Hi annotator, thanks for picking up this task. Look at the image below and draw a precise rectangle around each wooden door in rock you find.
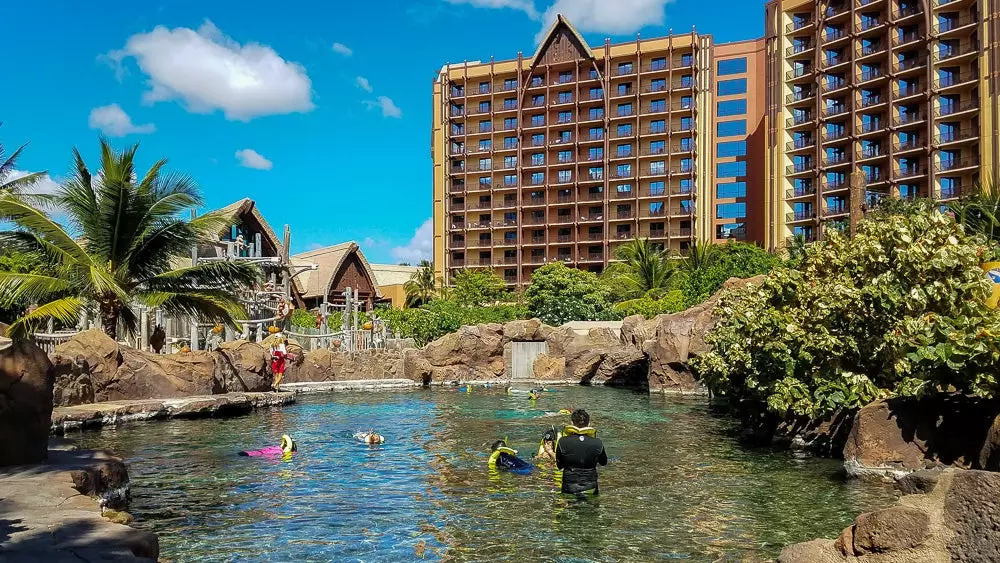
[510,341,548,382]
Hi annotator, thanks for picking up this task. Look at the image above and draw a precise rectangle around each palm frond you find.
[144,261,260,290]
[3,297,84,340]
[0,272,72,307]
[0,195,90,264]
[137,289,248,326]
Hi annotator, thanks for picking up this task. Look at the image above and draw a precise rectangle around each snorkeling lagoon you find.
[68,387,897,562]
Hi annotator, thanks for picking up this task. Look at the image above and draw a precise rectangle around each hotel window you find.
[558,169,572,182]
[617,103,633,117]
[717,57,748,76]
[503,78,517,90]
[717,140,747,158]
[504,231,517,242]
[479,120,492,132]
[617,163,632,177]
[716,202,746,219]
[617,143,633,157]
[680,96,692,109]
[451,103,464,115]
[531,134,544,146]
[680,137,692,151]
[589,127,604,140]
[649,202,665,215]
[589,87,603,100]
[558,150,573,163]
[680,74,693,87]
[480,176,492,186]
[503,136,517,149]
[717,120,747,137]
[618,82,632,96]
[681,53,693,66]
[531,75,543,87]
[504,174,517,186]
[680,178,693,193]
[617,123,633,137]
[451,84,464,96]
[717,78,748,96]
[717,99,747,117]
[478,101,490,113]
[649,181,665,195]
[451,124,464,135]
[558,110,573,123]
[503,98,517,110]
[503,155,517,168]
[617,62,633,75]
[589,167,604,180]
[680,158,692,172]
[478,81,490,94]
[478,139,491,151]
[616,224,632,236]
[555,91,572,104]
[557,130,572,143]
[651,99,666,112]
[650,119,666,133]
[617,184,633,195]
[650,140,665,154]
[650,78,666,92]
[478,158,491,170]
[717,161,747,178]
[716,181,747,198]
[651,57,666,71]
[531,153,544,166]
[589,69,599,79]
[531,94,545,107]
[530,114,545,127]
[503,117,517,130]
[679,199,692,213]
[941,177,959,198]
[680,117,692,131]
[650,161,665,175]
[588,147,604,160]
[558,71,573,83]
[530,172,544,185]
[589,107,604,120]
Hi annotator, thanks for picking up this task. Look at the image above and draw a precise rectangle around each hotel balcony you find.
[936,157,980,174]
[934,128,980,147]
[893,137,924,154]
[787,162,815,177]
[786,67,815,83]
[934,40,980,64]
[935,72,979,92]
[786,42,815,58]
[892,30,924,48]
[786,17,815,33]
[934,14,979,38]
[893,165,926,181]
[786,113,815,130]
[785,187,816,200]
[786,209,816,223]
[786,89,816,106]
[823,204,848,218]
[935,100,979,119]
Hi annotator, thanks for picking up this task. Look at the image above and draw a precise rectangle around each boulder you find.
[943,470,1000,562]
[532,353,566,380]
[851,506,930,554]
[213,340,271,392]
[897,469,942,496]
[0,338,55,465]
[501,318,542,342]
[51,329,123,406]
[282,348,405,383]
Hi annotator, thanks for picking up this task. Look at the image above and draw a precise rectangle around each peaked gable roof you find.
[212,198,283,256]
[528,14,596,68]
[291,241,383,300]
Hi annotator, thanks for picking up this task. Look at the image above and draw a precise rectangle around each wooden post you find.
[79,306,88,332]
[282,225,291,300]
[139,308,149,352]
[190,209,200,351]
[254,233,262,258]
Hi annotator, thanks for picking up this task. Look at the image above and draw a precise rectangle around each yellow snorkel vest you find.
[280,434,295,454]
[488,445,518,469]
[561,425,597,438]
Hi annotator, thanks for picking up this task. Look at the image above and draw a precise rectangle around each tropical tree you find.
[524,263,614,326]
[675,240,781,306]
[949,176,1000,256]
[452,268,508,306]
[404,259,437,308]
[602,238,676,300]
[0,139,259,340]
[0,123,46,195]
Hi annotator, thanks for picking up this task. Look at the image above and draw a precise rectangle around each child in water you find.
[535,428,558,463]
[353,429,386,445]
[240,434,297,457]
[488,440,533,474]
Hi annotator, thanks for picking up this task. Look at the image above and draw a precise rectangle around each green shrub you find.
[524,263,615,326]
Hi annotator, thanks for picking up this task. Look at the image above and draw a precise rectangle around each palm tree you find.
[949,175,1000,244]
[404,259,437,307]
[681,239,718,272]
[0,139,259,340]
[0,123,46,195]
[603,238,676,299]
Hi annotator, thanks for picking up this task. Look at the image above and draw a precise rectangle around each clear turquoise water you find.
[69,387,896,562]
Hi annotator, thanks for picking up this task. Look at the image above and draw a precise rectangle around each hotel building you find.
[765,0,999,246]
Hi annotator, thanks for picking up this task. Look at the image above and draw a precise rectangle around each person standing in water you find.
[556,409,608,495]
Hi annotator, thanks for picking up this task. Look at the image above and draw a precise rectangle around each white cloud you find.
[8,170,62,195]
[355,76,373,93]
[87,104,156,137]
[536,0,673,42]
[445,0,538,18]
[332,42,353,56]
[108,20,314,121]
[364,96,402,118]
[391,218,433,263]
[234,149,273,170]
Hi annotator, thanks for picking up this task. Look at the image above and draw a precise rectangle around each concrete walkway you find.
[279,379,420,393]
[51,392,295,434]
[0,445,158,562]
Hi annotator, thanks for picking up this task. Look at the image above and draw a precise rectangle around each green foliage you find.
[0,249,51,324]
[525,263,614,326]
[376,299,527,346]
[602,238,676,301]
[452,268,509,306]
[692,200,1000,420]
[290,307,318,329]
[404,260,437,308]
[611,290,686,318]
[0,124,48,196]
[675,241,782,307]
[949,176,1000,260]
[0,139,258,340]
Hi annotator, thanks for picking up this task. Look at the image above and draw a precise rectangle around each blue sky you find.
[0,0,762,264]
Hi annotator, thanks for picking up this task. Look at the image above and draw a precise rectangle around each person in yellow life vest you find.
[488,440,534,475]
[534,427,560,463]
[556,409,608,495]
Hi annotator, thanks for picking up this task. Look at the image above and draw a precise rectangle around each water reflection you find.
[70,388,896,562]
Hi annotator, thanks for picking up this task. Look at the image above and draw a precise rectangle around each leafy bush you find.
[375,300,527,346]
[290,307,318,329]
[452,268,509,306]
[524,263,614,326]
[676,241,782,307]
[611,290,686,318]
[692,201,1000,420]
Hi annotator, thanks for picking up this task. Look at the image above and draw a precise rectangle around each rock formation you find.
[779,468,1000,563]
[282,348,405,383]
[0,336,55,465]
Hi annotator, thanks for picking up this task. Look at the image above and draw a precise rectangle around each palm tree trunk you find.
[100,300,120,340]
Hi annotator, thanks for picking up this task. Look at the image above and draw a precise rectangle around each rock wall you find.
[401,319,647,386]
[843,395,1000,478]
[282,349,405,383]
[50,330,273,407]
[621,275,766,393]
[0,336,55,466]
[779,468,1000,563]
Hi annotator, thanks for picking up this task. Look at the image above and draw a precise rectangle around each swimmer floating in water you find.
[488,439,534,475]
[239,434,297,457]
[353,429,386,445]
[534,427,560,462]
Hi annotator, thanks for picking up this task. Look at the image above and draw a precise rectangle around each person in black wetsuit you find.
[556,409,608,495]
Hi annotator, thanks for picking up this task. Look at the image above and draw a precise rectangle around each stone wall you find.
[0,336,54,465]
[779,469,1000,563]
[282,348,405,383]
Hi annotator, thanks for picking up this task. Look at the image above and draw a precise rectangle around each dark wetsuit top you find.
[555,434,608,494]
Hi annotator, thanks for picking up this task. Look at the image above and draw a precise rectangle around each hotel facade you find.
[432,2,999,286]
